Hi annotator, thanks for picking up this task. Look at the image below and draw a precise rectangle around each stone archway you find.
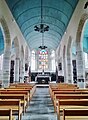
[76,13,88,88]
[67,36,73,83]
[0,16,11,87]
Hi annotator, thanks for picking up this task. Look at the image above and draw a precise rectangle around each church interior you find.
[0,0,88,120]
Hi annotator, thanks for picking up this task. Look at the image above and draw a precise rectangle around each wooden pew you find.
[54,94,88,112]
[51,91,78,101]
[0,99,22,120]
[50,89,76,101]
[0,109,15,120]
[5,86,36,100]
[10,83,35,87]
[0,91,29,107]
[52,90,88,102]
[49,83,78,90]
[57,99,88,120]
[0,88,32,101]
[0,94,26,113]
[49,83,78,97]
[63,109,88,120]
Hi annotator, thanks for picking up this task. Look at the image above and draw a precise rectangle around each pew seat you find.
[63,109,88,120]
[0,99,23,120]
[0,94,27,113]
[0,109,15,120]
[57,99,88,120]
[0,117,15,120]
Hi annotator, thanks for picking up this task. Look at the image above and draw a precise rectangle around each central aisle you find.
[22,86,57,120]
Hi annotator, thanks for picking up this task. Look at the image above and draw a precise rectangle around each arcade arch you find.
[0,17,11,87]
[76,13,88,88]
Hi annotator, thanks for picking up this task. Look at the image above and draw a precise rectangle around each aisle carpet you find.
[22,87,57,120]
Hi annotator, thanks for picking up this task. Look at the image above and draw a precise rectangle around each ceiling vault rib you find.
[25,29,62,37]
[11,0,21,12]
[27,35,59,42]
[28,38,58,47]
[23,22,64,35]
[15,6,69,21]
[65,0,74,9]
[27,35,60,45]
[25,35,59,42]
[20,15,66,29]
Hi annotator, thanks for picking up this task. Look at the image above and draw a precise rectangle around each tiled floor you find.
[22,86,57,120]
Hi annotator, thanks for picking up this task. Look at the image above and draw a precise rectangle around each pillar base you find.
[77,79,85,88]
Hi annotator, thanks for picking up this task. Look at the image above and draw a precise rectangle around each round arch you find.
[0,16,11,87]
[76,13,88,88]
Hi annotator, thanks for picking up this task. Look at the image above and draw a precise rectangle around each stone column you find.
[2,47,11,87]
[67,53,73,83]
[35,52,37,71]
[76,43,85,88]
[14,58,20,83]
[48,51,51,71]
[63,56,68,83]
[19,59,25,83]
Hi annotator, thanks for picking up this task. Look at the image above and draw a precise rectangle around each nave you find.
[22,86,57,120]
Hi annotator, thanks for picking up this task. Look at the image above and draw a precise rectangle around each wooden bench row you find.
[49,83,88,120]
[57,99,88,120]
[63,109,88,120]
[0,109,15,120]
[0,83,36,120]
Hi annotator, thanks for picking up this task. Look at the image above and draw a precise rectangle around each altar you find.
[35,74,51,84]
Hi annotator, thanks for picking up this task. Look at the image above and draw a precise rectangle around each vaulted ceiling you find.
[6,0,78,50]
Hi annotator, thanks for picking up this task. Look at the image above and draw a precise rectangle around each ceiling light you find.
[34,0,49,49]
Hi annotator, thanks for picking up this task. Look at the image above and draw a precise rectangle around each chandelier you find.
[34,0,49,49]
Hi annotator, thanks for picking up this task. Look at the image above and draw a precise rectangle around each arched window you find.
[38,49,48,70]
[31,50,35,71]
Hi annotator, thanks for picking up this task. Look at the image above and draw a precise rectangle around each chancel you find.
[1,0,88,120]
[35,70,51,84]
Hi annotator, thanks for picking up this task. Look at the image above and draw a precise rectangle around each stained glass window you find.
[38,49,48,70]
